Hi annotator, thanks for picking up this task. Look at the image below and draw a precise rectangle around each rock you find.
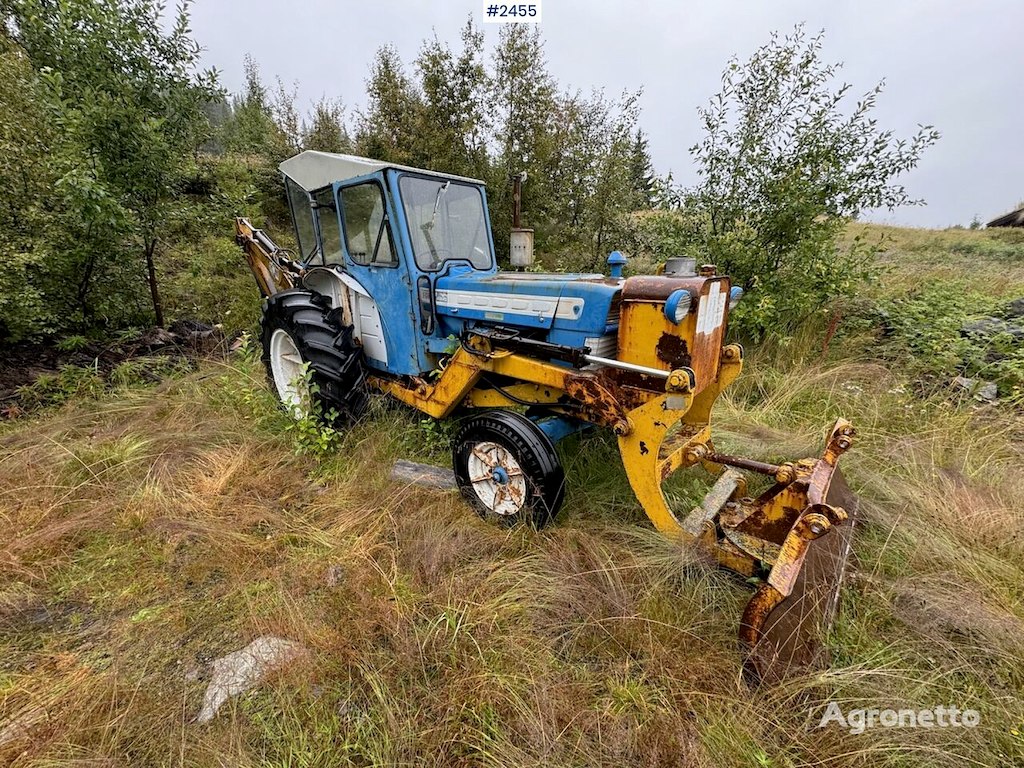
[952,375,977,392]
[976,381,999,402]
[951,376,998,402]
[1002,297,1024,319]
[0,707,43,747]
[0,718,28,747]
[194,636,307,724]
[325,564,346,587]
[960,316,1024,342]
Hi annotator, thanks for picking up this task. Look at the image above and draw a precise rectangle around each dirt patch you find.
[0,321,231,410]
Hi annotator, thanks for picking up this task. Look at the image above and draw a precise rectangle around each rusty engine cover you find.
[616,275,731,392]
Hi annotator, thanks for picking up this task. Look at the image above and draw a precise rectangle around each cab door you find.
[333,174,420,375]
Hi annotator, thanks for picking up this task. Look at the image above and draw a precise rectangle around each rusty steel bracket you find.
[235,217,301,297]
[766,503,848,597]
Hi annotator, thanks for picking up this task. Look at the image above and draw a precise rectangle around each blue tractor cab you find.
[277,151,623,378]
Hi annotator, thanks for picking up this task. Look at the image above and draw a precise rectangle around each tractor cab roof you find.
[279,150,485,193]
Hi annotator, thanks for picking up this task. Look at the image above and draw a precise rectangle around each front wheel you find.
[452,411,565,528]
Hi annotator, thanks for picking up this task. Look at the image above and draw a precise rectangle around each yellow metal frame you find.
[370,338,855,592]
[368,337,760,565]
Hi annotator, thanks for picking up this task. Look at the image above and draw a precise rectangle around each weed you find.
[54,334,90,352]
[283,375,342,458]
[15,362,105,410]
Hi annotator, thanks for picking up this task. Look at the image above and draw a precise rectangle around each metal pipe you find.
[583,355,670,379]
[708,452,782,476]
[511,173,523,229]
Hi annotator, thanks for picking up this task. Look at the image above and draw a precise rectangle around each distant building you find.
[987,206,1024,228]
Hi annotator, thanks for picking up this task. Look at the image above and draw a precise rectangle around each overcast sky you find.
[189,0,1021,228]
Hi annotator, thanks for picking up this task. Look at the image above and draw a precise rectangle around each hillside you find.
[1,224,1022,767]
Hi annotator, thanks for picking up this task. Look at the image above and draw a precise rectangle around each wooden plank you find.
[391,459,457,490]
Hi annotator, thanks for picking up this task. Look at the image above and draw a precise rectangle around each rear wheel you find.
[260,289,368,423]
[452,411,565,527]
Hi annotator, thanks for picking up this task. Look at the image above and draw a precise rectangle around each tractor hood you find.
[434,270,622,334]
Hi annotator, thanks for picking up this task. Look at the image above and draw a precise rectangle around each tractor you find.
[235,150,858,680]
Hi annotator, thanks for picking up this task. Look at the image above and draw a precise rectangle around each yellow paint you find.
[617,300,681,371]
[375,343,635,427]
[466,383,564,408]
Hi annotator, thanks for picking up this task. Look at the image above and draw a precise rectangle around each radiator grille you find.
[584,334,618,359]
[606,297,622,327]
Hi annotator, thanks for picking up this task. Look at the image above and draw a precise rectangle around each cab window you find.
[313,188,343,265]
[339,182,397,267]
[399,176,491,271]
[285,176,318,262]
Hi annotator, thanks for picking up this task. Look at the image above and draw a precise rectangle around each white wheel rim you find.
[466,441,528,516]
[269,328,309,417]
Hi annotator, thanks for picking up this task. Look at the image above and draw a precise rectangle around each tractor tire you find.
[452,410,565,528]
[260,289,368,424]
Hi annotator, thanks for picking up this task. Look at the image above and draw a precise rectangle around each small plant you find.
[55,334,90,352]
[417,416,455,457]
[15,363,105,410]
[282,365,342,458]
[110,356,190,388]
[217,331,280,418]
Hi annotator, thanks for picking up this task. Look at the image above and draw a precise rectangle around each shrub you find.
[683,26,939,340]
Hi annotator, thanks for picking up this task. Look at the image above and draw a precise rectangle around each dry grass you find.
[2,224,1024,766]
[842,222,1024,300]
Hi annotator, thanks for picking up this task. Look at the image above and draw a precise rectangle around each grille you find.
[606,297,622,327]
[584,334,618,359]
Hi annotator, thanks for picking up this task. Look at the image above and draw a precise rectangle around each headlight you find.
[664,289,692,324]
[729,286,743,310]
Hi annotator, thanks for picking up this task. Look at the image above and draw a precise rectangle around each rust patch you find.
[656,333,692,369]
[592,369,659,411]
[737,502,805,546]
[622,275,706,302]
[601,367,664,393]
[563,373,629,428]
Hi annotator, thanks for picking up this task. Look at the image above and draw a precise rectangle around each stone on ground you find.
[195,636,307,724]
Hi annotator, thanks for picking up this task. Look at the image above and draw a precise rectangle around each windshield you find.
[399,176,492,271]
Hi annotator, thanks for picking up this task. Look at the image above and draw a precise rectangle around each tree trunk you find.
[145,238,164,328]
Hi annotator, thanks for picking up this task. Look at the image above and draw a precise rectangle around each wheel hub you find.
[467,441,527,516]
[269,328,309,416]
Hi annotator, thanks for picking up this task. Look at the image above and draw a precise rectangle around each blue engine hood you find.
[434,270,622,331]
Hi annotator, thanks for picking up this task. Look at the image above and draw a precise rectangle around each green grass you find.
[1,223,1023,766]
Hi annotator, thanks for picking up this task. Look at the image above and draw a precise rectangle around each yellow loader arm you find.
[234,217,303,297]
